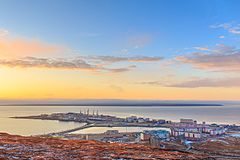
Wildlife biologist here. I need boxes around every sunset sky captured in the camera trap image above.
[1,0,240,100]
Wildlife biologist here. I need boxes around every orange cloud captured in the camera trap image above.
[0,37,64,57]
[0,57,138,73]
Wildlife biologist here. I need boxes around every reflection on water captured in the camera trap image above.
[71,127,170,134]
[0,117,84,136]
[0,103,239,136]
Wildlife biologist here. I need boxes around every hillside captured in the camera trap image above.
[0,133,211,160]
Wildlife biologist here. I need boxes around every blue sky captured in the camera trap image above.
[1,0,240,100]
[1,0,239,57]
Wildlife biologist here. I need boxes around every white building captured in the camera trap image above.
[171,120,227,140]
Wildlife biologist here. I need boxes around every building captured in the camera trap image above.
[202,126,227,136]
[149,136,167,148]
[141,132,151,141]
[141,130,169,141]
[156,119,166,124]
[137,117,145,123]
[126,116,138,123]
[141,130,170,148]
[171,120,227,140]
[184,132,202,139]
[180,119,195,124]
[170,127,203,140]
[125,116,151,123]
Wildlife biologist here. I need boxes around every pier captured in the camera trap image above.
[46,123,94,136]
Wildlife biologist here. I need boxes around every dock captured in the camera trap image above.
[46,123,94,136]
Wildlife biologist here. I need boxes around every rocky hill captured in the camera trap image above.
[0,133,211,160]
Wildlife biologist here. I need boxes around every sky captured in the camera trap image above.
[0,0,240,100]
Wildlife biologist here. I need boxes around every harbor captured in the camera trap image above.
[13,110,171,136]
[13,110,240,143]
[1,103,239,136]
[6,108,240,159]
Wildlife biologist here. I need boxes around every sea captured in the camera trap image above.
[0,101,240,136]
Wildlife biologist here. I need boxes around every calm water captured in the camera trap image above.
[0,102,240,136]
[72,127,171,134]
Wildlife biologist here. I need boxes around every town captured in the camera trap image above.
[13,110,240,150]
